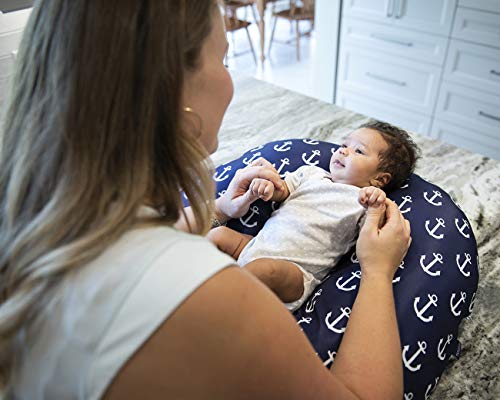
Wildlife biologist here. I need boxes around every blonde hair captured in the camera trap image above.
[0,0,218,393]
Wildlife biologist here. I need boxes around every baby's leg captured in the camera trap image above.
[243,258,304,303]
[206,226,253,260]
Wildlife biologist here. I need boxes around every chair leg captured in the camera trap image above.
[268,15,278,56]
[245,27,257,65]
[296,20,300,61]
[250,4,259,23]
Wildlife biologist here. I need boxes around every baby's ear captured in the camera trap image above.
[372,172,391,188]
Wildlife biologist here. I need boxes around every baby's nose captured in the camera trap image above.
[339,147,349,156]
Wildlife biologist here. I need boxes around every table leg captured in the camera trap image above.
[256,0,265,62]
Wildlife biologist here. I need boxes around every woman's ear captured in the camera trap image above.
[371,172,392,188]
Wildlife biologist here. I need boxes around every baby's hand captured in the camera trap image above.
[359,186,386,208]
[249,178,275,201]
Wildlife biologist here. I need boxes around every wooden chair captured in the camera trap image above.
[224,1,258,64]
[268,0,315,61]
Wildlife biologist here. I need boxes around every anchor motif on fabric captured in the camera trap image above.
[214,165,232,182]
[437,334,453,361]
[425,218,446,239]
[336,271,362,292]
[423,190,443,206]
[350,252,359,264]
[399,260,405,269]
[249,144,264,152]
[469,292,476,313]
[450,291,467,316]
[305,289,323,313]
[404,393,414,400]
[274,141,292,152]
[297,317,312,325]
[271,201,279,211]
[413,294,438,323]
[420,253,443,277]
[398,195,412,214]
[322,350,336,368]
[325,307,351,333]
[302,149,321,166]
[455,218,471,239]
[239,206,259,228]
[402,341,427,372]
[393,260,405,283]
[303,138,319,145]
[400,183,409,189]
[217,189,227,198]
[425,377,440,400]
[392,275,401,284]
[456,253,472,277]
[242,152,262,165]
[273,158,290,177]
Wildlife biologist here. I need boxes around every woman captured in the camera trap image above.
[0,1,410,399]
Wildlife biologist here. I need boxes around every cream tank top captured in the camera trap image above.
[11,212,233,399]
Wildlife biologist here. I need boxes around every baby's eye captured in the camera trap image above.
[340,144,347,148]
[355,149,364,154]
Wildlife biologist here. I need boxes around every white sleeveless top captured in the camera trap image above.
[11,213,234,399]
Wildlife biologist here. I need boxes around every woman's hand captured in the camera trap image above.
[356,199,411,281]
[216,158,284,221]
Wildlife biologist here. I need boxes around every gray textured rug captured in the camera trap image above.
[215,73,500,399]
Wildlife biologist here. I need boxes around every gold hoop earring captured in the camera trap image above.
[183,106,203,138]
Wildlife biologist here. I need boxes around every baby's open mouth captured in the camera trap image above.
[333,160,345,167]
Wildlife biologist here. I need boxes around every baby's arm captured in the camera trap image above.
[207,226,253,260]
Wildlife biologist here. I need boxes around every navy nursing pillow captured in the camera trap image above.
[207,139,479,400]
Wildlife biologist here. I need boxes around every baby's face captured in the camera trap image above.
[329,128,389,188]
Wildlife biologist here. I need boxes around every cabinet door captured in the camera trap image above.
[459,0,500,14]
[342,0,394,24]
[452,8,500,49]
[393,0,457,36]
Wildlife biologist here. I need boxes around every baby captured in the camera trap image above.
[208,121,419,310]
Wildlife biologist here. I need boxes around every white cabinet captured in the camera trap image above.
[458,0,500,14]
[452,8,500,49]
[343,0,456,35]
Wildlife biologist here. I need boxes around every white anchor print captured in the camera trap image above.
[413,294,438,323]
[392,275,401,284]
[450,291,467,317]
[398,195,412,214]
[423,190,443,206]
[402,340,427,372]
[404,393,414,400]
[322,350,337,368]
[437,334,453,361]
[249,144,264,152]
[305,289,323,313]
[271,201,279,211]
[301,149,321,166]
[456,253,472,277]
[469,292,476,313]
[297,317,312,325]
[420,253,443,277]
[399,260,405,269]
[217,189,227,198]
[454,218,471,239]
[325,307,351,333]
[400,183,410,189]
[336,270,362,292]
[425,218,446,240]
[303,138,319,145]
[392,261,405,284]
[214,165,232,182]
[425,377,440,400]
[242,152,262,165]
[350,252,359,264]
[272,158,290,177]
[239,206,260,228]
[274,141,293,152]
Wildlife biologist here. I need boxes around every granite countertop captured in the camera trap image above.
[215,72,500,399]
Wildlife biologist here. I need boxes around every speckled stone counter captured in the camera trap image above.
[214,73,500,399]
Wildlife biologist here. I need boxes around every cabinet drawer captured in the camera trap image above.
[435,82,500,133]
[458,0,500,14]
[452,8,500,49]
[0,9,31,34]
[0,30,23,56]
[342,0,391,24]
[341,18,448,65]
[431,118,500,160]
[337,47,441,114]
[444,39,500,95]
[337,89,432,134]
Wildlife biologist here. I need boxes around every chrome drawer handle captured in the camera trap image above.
[490,69,500,77]
[395,0,405,19]
[479,111,500,122]
[386,0,394,17]
[370,33,413,47]
[366,72,407,87]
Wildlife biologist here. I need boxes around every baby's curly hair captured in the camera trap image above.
[360,121,420,192]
